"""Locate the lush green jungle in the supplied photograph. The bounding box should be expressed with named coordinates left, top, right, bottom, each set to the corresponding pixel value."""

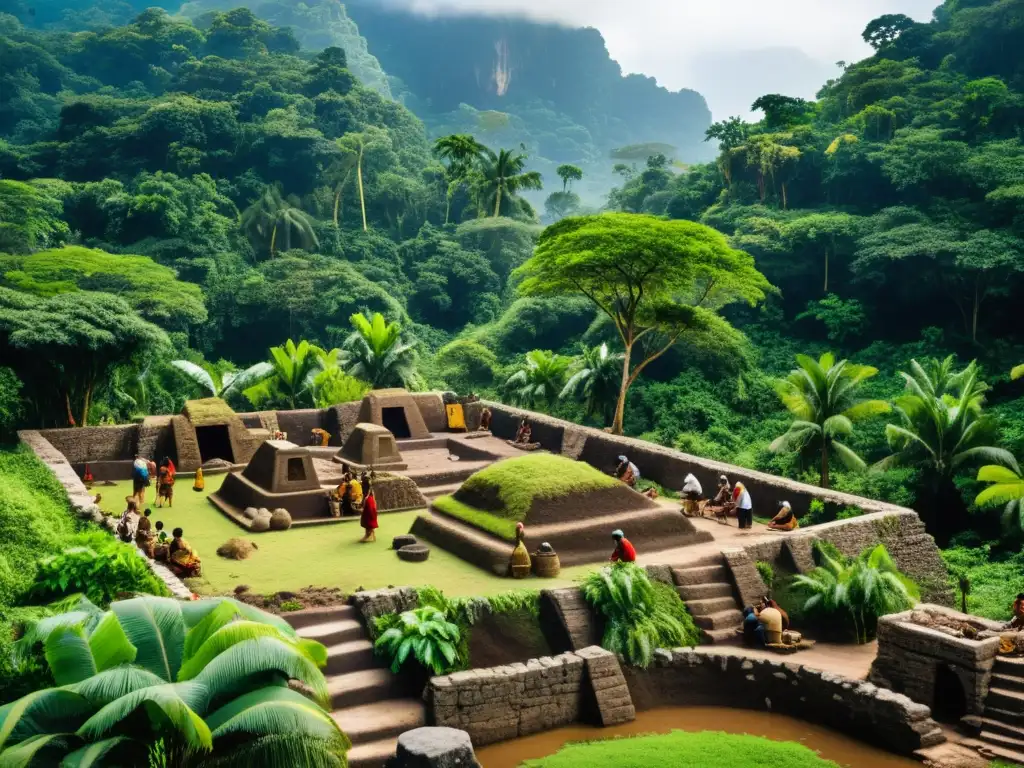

left=1, top=0, right=1024, bottom=623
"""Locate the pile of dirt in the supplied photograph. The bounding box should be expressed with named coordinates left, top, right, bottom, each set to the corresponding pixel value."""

left=232, top=585, right=347, bottom=614
left=216, top=538, right=258, bottom=560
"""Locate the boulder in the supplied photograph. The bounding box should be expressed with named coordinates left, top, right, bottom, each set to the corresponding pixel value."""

left=242, top=506, right=258, bottom=520
left=390, top=727, right=480, bottom=768
left=397, top=544, right=430, bottom=563
left=269, top=508, right=292, bottom=531
left=250, top=510, right=272, bottom=533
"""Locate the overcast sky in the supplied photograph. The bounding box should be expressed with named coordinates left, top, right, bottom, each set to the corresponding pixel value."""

left=379, top=0, right=939, bottom=119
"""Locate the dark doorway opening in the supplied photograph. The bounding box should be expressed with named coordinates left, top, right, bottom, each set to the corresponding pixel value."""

left=933, top=664, right=968, bottom=722
left=287, top=457, right=306, bottom=482
left=382, top=407, right=411, bottom=438
left=195, top=425, right=234, bottom=464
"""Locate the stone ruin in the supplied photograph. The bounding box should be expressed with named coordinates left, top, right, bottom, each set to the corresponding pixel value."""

left=171, top=398, right=269, bottom=472
left=335, top=423, right=407, bottom=470
left=210, top=440, right=329, bottom=528
left=357, top=388, right=430, bottom=440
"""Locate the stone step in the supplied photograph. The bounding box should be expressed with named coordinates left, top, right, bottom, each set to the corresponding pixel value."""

left=988, top=706, right=1024, bottom=727
left=346, top=736, right=399, bottom=768
left=298, top=617, right=366, bottom=646
left=981, top=729, right=1024, bottom=752
left=673, top=564, right=729, bottom=586
left=693, top=609, right=744, bottom=631
left=702, top=627, right=742, bottom=645
left=685, top=597, right=739, bottom=617
left=963, top=736, right=1024, bottom=766
left=332, top=699, right=425, bottom=745
left=328, top=668, right=406, bottom=710
left=421, top=482, right=463, bottom=501
left=285, top=604, right=358, bottom=630
left=980, top=717, right=1024, bottom=742
left=997, top=657, right=1024, bottom=677
left=919, top=727, right=946, bottom=749
left=324, top=639, right=377, bottom=676
left=987, top=687, right=1024, bottom=713
left=677, top=582, right=734, bottom=601
left=993, top=673, right=1024, bottom=694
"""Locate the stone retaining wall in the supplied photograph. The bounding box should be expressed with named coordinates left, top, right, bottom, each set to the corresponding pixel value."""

left=38, top=424, right=139, bottom=463
left=426, top=646, right=634, bottom=745
left=624, top=648, right=945, bottom=755
left=869, top=607, right=1003, bottom=716
left=17, top=430, right=192, bottom=600
left=350, top=586, right=419, bottom=635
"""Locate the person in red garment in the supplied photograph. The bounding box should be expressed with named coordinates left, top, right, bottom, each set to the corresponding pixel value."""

left=610, top=529, right=636, bottom=563
left=359, top=480, right=379, bottom=543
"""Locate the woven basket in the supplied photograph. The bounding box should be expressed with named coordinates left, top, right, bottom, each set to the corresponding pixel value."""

left=532, top=551, right=561, bottom=578
left=510, top=563, right=532, bottom=579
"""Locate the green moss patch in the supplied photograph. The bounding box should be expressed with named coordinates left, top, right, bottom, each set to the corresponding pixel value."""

left=520, top=731, right=840, bottom=768
left=437, top=453, right=619, bottom=539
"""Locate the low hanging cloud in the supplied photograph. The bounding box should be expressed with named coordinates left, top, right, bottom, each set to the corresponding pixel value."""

left=374, top=0, right=938, bottom=118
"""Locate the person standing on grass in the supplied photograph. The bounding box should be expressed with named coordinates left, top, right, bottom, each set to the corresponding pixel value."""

left=132, top=455, right=150, bottom=506
left=359, top=480, right=378, bottom=543
left=610, top=529, right=636, bottom=562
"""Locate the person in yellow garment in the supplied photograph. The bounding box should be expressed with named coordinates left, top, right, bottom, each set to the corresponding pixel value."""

left=311, top=428, right=331, bottom=447
left=193, top=466, right=205, bottom=492
left=768, top=500, right=799, bottom=531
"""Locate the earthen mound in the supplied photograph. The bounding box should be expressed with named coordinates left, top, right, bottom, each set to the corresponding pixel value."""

left=217, top=538, right=258, bottom=560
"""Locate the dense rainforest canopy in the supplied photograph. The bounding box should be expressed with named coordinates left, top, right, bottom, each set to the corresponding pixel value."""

left=1, top=0, right=1024, bottom=598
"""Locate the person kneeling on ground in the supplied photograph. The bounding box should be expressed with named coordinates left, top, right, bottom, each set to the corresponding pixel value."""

left=681, top=472, right=703, bottom=516
left=740, top=606, right=760, bottom=646
left=768, top=500, right=799, bottom=531
left=135, top=508, right=154, bottom=553
left=610, top=529, right=636, bottom=563
left=514, top=417, right=532, bottom=444
left=169, top=527, right=202, bottom=578
left=152, top=521, right=170, bottom=561
left=761, top=595, right=790, bottom=631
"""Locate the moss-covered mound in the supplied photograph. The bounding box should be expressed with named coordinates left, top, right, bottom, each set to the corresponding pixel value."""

left=520, top=730, right=840, bottom=768
left=433, top=453, right=648, bottom=540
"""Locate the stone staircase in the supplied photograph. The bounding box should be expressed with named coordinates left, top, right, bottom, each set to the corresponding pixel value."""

left=965, top=656, right=1024, bottom=765
left=286, top=606, right=425, bottom=768
left=672, top=557, right=744, bottom=644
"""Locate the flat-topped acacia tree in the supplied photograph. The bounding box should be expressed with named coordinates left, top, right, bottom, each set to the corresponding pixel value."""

left=514, top=213, right=774, bottom=434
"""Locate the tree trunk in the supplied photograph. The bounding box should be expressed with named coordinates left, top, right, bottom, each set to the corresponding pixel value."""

left=610, top=343, right=632, bottom=436
left=357, top=152, right=368, bottom=232
left=821, top=439, right=830, bottom=489
left=781, top=182, right=788, bottom=210
left=493, top=184, right=503, bottom=218
left=823, top=248, right=829, bottom=293
left=333, top=187, right=341, bottom=226
left=972, top=279, right=980, bottom=344
left=65, top=392, right=76, bottom=427
left=444, top=195, right=451, bottom=226
left=269, top=223, right=277, bottom=258
left=81, top=382, right=92, bottom=428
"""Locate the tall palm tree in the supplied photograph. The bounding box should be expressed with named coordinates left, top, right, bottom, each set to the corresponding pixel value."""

left=505, top=350, right=570, bottom=409
left=240, top=186, right=318, bottom=260
left=770, top=353, right=890, bottom=488
left=0, top=595, right=344, bottom=766
left=975, top=462, right=1024, bottom=533
left=433, top=134, right=488, bottom=224
left=560, top=343, right=624, bottom=425
left=877, top=358, right=1014, bottom=542
left=266, top=339, right=330, bottom=409
left=343, top=312, right=419, bottom=388
left=170, top=360, right=274, bottom=402
left=475, top=147, right=543, bottom=218
left=876, top=360, right=1012, bottom=478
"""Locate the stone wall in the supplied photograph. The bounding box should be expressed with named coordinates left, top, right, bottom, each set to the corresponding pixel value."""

left=722, top=548, right=769, bottom=610
left=869, top=607, right=1003, bottom=716
left=17, top=430, right=191, bottom=600
left=426, top=646, right=633, bottom=745
left=38, top=424, right=139, bottom=464
left=540, top=588, right=602, bottom=653
left=350, top=586, right=419, bottom=635
left=274, top=409, right=328, bottom=443
left=484, top=402, right=952, bottom=605
left=624, top=648, right=945, bottom=756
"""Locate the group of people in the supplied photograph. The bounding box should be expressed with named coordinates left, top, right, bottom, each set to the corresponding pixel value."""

left=682, top=473, right=798, bottom=532
left=131, top=455, right=176, bottom=508
left=332, top=464, right=378, bottom=542
left=117, top=499, right=202, bottom=578
left=741, top=596, right=791, bottom=647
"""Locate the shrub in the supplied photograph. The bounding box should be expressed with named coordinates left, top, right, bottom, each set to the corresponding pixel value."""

left=374, top=606, right=462, bottom=676
left=795, top=542, right=919, bottom=643
left=1, top=595, right=344, bottom=766
left=279, top=600, right=303, bottom=612
left=0, top=366, right=22, bottom=441
left=803, top=499, right=828, bottom=526
left=30, top=531, right=170, bottom=607
left=756, top=561, right=775, bottom=590
left=942, top=546, right=1024, bottom=621
left=582, top=562, right=700, bottom=668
